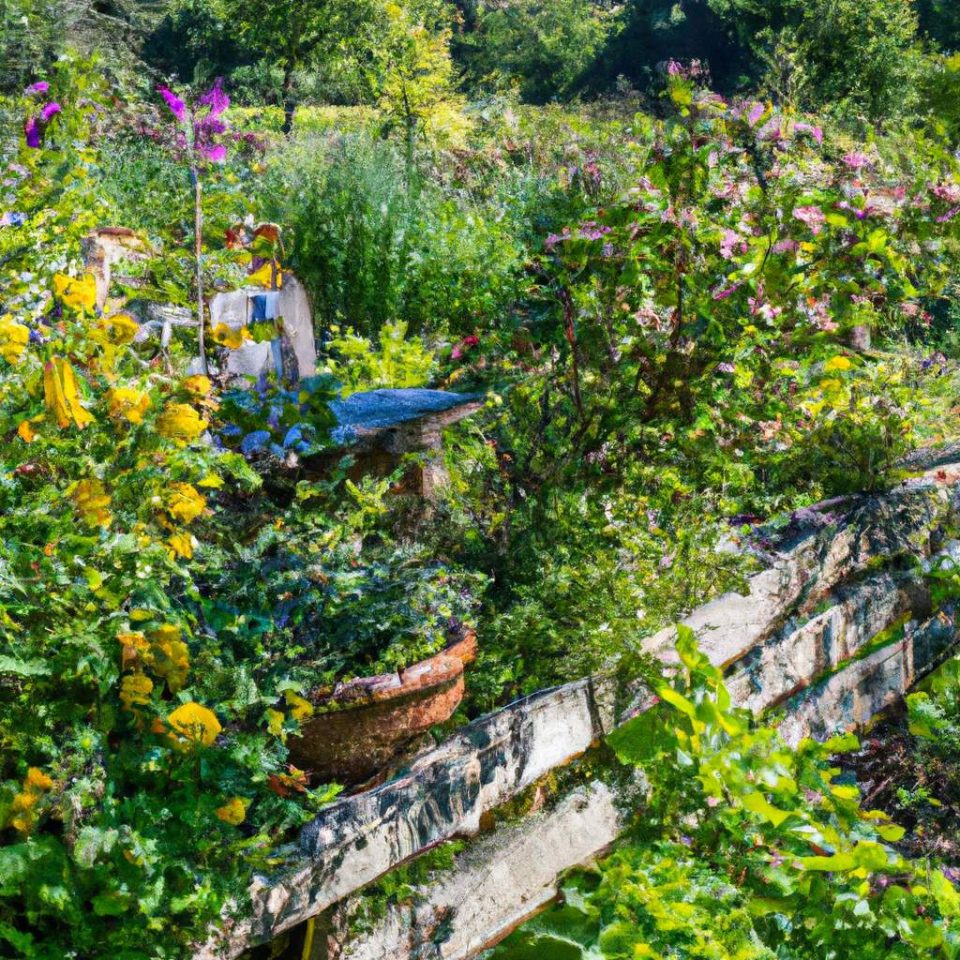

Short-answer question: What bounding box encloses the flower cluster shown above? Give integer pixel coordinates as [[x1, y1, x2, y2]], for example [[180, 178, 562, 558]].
[[157, 78, 231, 164], [22, 81, 61, 149]]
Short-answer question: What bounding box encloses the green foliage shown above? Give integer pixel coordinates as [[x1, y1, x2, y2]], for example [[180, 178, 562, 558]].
[[707, 0, 924, 121], [203, 474, 488, 685], [261, 131, 525, 337], [461, 0, 621, 103], [324, 321, 434, 395], [494, 627, 960, 958]]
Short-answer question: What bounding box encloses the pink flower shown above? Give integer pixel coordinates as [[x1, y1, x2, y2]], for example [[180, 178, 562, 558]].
[[24, 81, 49, 95], [794, 122, 823, 145], [842, 152, 871, 170], [932, 183, 960, 204], [713, 282, 742, 301], [773, 239, 800, 254], [720, 229, 747, 260], [793, 205, 826, 235], [158, 86, 187, 122]]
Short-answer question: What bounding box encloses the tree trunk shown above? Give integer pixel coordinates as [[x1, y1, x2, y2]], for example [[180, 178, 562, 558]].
[[282, 65, 297, 136]]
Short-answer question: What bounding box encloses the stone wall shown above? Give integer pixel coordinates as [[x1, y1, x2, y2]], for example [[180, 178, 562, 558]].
[[197, 461, 960, 960]]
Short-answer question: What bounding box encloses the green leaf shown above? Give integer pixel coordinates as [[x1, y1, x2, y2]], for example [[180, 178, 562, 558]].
[[742, 791, 791, 828]]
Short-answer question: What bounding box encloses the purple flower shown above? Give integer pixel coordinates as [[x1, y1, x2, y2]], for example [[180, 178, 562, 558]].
[[24, 117, 41, 149], [793, 205, 826, 235], [579, 221, 612, 241], [196, 115, 227, 137], [937, 206, 960, 223], [158, 86, 187, 122], [747, 102, 765, 127], [795, 122, 823, 146], [24, 81, 50, 96], [717, 362, 735, 374], [197, 78, 230, 117], [40, 102, 61, 123]]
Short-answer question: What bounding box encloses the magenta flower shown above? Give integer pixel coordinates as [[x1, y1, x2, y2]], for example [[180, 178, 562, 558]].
[[197, 77, 230, 117], [24, 81, 50, 96], [199, 143, 227, 164], [24, 117, 41, 149], [40, 102, 61, 123], [158, 86, 187, 122], [793, 205, 826, 235]]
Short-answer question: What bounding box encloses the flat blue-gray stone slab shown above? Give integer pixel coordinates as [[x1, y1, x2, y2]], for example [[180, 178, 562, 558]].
[[330, 388, 483, 444]]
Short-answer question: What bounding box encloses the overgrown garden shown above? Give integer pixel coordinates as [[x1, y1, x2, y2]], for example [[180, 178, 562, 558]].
[[6, 2, 960, 956]]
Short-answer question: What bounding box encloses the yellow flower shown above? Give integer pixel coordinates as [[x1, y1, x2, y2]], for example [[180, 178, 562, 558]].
[[120, 672, 154, 712], [72, 479, 112, 528], [17, 419, 36, 443], [197, 473, 224, 489], [144, 625, 190, 692], [284, 690, 314, 722], [44, 357, 94, 429], [53, 272, 97, 312], [0, 314, 29, 364], [108, 386, 151, 424], [156, 403, 208, 445], [167, 532, 195, 560], [166, 483, 206, 523], [266, 708, 285, 737], [215, 797, 248, 826], [166, 702, 221, 747], [248, 262, 283, 289], [211, 324, 250, 349], [11, 791, 39, 813], [183, 375, 212, 396], [118, 630, 149, 670], [96, 312, 139, 345], [24, 767, 54, 792], [824, 355, 854, 372]]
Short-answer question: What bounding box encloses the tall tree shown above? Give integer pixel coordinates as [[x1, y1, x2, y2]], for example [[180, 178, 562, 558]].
[[221, 0, 374, 131]]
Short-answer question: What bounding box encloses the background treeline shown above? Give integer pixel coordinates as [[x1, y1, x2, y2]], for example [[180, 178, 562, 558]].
[[5, 0, 960, 123]]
